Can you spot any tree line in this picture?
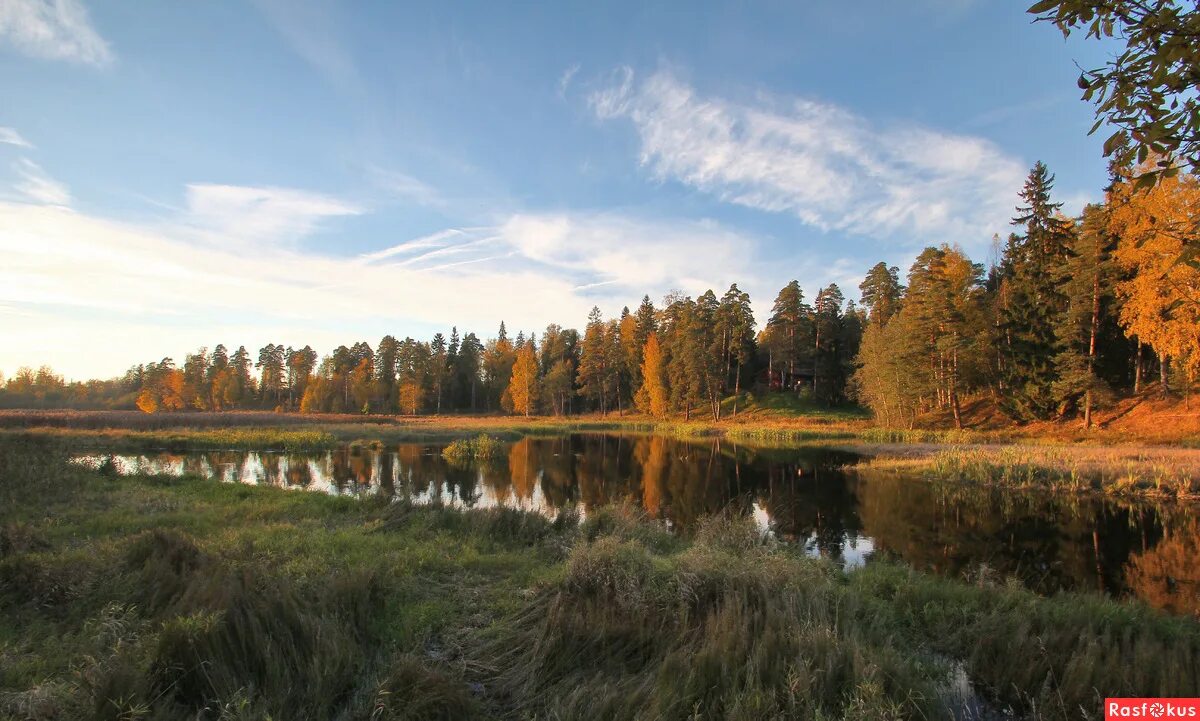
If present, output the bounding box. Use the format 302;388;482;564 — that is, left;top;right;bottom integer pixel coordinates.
3;152;1195;426
855;149;1200;428
72;277;862;420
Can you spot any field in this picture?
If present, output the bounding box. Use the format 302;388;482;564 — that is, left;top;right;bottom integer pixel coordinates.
1;434;1197;720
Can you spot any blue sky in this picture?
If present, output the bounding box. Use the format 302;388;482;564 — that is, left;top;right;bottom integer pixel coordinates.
0;0;1117;380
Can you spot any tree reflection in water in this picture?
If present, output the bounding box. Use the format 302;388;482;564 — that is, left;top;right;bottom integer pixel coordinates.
73;433;1198;615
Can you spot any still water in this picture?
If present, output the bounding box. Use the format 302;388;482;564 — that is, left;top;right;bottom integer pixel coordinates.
74;433;1198;615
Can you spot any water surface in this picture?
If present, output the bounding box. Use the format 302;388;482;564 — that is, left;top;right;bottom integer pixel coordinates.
74;433;1199;615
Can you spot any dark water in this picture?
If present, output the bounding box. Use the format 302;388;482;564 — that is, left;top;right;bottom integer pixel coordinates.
74;433;1199;615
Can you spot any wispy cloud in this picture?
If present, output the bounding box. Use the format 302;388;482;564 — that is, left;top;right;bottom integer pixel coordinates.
590;68;1027;249
12;158;70;206
250;0;362;94
0;200;593;378
496;212;754;293
558;63;580;98
0;127;32;148
359;228;465;263
366;165;443;208
183;183;362;247
0;0;112;66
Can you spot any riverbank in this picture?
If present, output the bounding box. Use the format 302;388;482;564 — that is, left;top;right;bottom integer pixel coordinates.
5;390;1200;448
856;443;1200;500
0;436;1196;719
6;405;1200;500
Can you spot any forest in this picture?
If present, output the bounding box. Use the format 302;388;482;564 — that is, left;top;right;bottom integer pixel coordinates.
3;148;1196;429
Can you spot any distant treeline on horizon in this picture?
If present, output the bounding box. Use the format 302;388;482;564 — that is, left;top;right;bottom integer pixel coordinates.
3;155;1196;426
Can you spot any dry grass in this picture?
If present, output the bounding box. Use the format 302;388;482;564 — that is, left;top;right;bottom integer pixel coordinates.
3;437;1198;720
861;444;1200;499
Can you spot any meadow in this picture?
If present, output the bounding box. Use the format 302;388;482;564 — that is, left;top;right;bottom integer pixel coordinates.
1;434;1197;720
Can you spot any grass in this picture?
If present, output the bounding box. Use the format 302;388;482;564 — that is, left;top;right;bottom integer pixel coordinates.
441;434;507;465
0;427;339;452
863;444;1200;499
1;435;1198;719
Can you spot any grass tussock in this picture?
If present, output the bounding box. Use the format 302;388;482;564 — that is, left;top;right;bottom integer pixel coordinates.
441;434;505;465
486;514;1200;720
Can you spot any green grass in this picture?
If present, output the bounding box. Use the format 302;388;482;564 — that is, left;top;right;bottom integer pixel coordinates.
441;434;507;465
720;391;871;421
1;436;1197;720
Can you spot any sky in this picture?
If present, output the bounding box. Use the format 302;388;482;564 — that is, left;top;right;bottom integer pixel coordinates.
0;0;1120;381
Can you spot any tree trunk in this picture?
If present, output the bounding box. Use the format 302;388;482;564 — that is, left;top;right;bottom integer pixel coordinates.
950;343;962;430
732;359;741;417
1160;354;1170;396
1134;343;1143;394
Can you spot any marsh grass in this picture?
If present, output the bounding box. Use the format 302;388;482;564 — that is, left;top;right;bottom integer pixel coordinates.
441;434;506;465
1;427;338;453
866;445;1200;499
1;435;1197;720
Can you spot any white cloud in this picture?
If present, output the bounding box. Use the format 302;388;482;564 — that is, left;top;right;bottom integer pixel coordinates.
558;63;580;98
496;212;752;293
0;186;801;379
590;68;1028;250
183;183;362;247
0;127;32;148
359;228;465;263
0;0;112;66
0;200;597;378
12;158;69;205
366;166;443;207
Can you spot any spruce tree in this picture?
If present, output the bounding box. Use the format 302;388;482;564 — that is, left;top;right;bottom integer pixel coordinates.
999;162;1075;420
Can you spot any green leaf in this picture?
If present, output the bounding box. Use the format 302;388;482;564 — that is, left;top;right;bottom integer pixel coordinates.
1026;0;1060;13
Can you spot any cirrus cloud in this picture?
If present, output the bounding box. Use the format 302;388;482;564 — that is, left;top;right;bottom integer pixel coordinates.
0;0;113;66
590;68;1027;250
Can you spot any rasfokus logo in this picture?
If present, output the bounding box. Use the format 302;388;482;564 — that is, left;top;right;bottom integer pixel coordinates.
1106;699;1200;719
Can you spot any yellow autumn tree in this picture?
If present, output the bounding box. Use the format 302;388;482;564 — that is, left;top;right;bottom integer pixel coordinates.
508;438;537;499
508;343;539;417
1109;170;1200;392
135;388;159;413
398;381;423;415
635;332;669;418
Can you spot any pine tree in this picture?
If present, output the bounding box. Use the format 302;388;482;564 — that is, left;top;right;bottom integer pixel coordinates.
716;283;756;415
696;290;724;420
661;296;703;420
429;333;448;414
813;285;845;405
765;280;811;391
375;335;401;413
286;346;317;410
858;262;904;325
230;346;255;408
